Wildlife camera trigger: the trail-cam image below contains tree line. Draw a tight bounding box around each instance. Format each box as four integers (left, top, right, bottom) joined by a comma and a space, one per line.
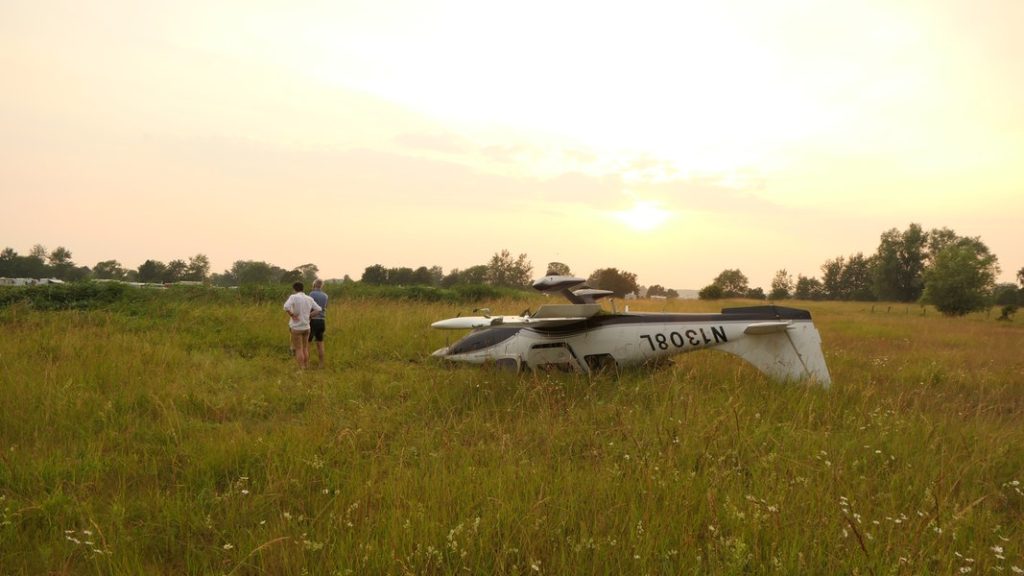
4, 223, 1021, 317
0, 245, 316, 287
0, 245, 647, 299
358, 250, 654, 297
698, 223, 1021, 316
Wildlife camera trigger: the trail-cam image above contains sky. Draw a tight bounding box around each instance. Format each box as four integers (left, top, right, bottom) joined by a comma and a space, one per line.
2, 0, 1022, 289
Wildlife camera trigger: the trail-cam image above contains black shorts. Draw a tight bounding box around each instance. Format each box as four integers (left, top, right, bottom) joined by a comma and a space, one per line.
309, 318, 326, 342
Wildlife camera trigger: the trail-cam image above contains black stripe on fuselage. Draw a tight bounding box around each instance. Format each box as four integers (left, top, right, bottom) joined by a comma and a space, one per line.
527, 307, 811, 336
446, 307, 813, 350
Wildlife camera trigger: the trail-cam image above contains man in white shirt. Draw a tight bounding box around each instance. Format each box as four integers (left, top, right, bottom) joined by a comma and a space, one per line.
283, 281, 322, 369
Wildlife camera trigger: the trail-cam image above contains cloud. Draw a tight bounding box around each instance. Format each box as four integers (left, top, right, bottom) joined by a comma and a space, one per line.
393, 131, 472, 155
481, 143, 535, 165
634, 177, 783, 215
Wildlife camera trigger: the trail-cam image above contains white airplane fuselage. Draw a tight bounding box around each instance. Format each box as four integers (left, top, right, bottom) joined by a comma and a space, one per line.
431, 307, 831, 386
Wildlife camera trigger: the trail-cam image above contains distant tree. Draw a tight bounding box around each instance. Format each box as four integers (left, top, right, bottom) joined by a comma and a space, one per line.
295, 263, 319, 286
428, 266, 444, 285
412, 266, 435, 286
385, 267, 410, 285
925, 227, 960, 267
440, 268, 460, 287
841, 253, 876, 301
921, 238, 999, 316
666, 288, 679, 298
48, 246, 79, 280
4, 256, 42, 277
361, 264, 388, 285
210, 271, 236, 287
698, 284, 723, 300
279, 268, 302, 284
873, 224, 928, 302
47, 246, 72, 267
746, 287, 766, 300
546, 262, 572, 276
442, 265, 489, 286
820, 257, 844, 300
1018, 267, 1024, 288
769, 269, 793, 300
699, 269, 751, 300
0, 247, 48, 278
184, 254, 211, 282
93, 260, 128, 280
794, 275, 824, 300
71, 266, 92, 281
647, 284, 667, 297
164, 259, 188, 283
230, 260, 280, 284
711, 269, 750, 298
30, 244, 47, 259
0, 248, 15, 277
587, 268, 640, 297
992, 283, 1020, 306
486, 250, 532, 288
137, 259, 167, 283
462, 265, 489, 285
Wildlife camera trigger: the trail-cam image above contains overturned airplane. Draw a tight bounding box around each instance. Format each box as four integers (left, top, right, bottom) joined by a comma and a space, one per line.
430, 275, 831, 387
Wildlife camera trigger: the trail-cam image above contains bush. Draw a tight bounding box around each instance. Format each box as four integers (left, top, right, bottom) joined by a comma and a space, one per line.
329, 282, 522, 303
0, 281, 531, 312
0, 281, 134, 310
699, 284, 723, 300
993, 284, 1020, 306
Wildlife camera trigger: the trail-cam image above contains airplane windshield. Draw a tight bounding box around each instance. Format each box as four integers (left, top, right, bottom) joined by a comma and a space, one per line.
449, 327, 521, 355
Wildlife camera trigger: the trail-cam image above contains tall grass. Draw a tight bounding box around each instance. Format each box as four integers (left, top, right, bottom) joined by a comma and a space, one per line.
0, 293, 1021, 574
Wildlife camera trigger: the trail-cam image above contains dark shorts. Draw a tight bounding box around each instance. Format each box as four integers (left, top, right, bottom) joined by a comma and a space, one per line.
309, 318, 326, 342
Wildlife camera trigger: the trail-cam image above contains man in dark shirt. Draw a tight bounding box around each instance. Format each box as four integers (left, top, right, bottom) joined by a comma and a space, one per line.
308, 279, 329, 368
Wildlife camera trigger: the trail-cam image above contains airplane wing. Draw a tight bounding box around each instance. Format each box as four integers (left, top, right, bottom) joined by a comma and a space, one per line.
743, 321, 792, 335
431, 315, 591, 330
432, 302, 602, 330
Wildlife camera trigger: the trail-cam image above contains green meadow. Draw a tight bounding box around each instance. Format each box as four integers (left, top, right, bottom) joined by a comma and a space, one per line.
1, 286, 1022, 575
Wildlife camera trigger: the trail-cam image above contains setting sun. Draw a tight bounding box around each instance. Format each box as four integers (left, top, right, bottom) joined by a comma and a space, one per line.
615, 201, 672, 232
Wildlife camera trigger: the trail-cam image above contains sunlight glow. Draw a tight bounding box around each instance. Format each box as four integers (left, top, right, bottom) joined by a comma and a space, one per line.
615, 201, 672, 232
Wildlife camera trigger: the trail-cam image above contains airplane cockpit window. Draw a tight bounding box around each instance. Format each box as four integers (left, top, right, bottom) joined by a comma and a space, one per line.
450, 327, 521, 355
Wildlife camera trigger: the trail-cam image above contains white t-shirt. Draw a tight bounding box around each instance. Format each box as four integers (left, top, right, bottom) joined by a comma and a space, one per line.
283, 292, 322, 331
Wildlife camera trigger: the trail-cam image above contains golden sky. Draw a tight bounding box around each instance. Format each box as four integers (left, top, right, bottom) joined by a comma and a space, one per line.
2, 0, 1022, 289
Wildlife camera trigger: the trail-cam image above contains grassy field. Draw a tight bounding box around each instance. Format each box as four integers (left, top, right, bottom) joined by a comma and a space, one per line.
1, 288, 1022, 575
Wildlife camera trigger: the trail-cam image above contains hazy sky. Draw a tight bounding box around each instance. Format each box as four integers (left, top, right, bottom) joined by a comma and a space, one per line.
2, 0, 1021, 289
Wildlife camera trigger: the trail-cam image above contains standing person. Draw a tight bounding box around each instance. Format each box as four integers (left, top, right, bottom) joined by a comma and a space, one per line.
308, 279, 328, 368
283, 281, 321, 369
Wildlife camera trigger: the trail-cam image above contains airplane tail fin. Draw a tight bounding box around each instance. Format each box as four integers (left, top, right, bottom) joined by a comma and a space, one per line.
717, 307, 831, 387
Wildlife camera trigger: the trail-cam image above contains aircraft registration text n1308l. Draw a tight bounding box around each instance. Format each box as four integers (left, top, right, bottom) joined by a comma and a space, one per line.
430, 276, 831, 387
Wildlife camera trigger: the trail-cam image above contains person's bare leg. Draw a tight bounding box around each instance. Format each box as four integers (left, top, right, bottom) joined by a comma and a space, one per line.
316, 341, 325, 367
291, 331, 306, 368
299, 335, 311, 369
